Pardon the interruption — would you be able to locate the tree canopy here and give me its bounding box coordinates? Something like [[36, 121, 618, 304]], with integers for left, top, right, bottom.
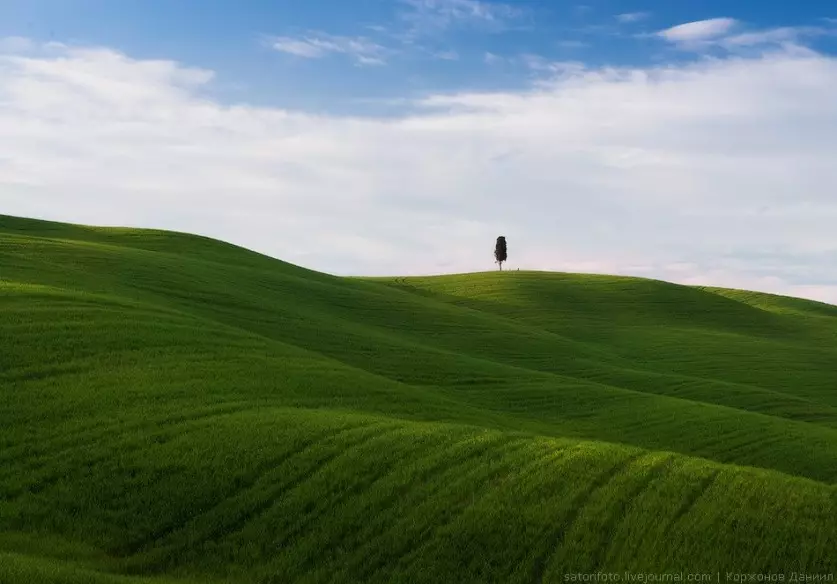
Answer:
[[494, 236, 507, 270]]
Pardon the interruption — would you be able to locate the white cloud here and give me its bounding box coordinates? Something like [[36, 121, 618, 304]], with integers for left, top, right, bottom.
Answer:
[[270, 33, 387, 65], [616, 12, 650, 24], [3, 40, 837, 305], [721, 26, 831, 48], [655, 19, 837, 54], [399, 0, 524, 36], [0, 36, 35, 52], [270, 38, 327, 58], [270, 0, 523, 66], [404, 0, 520, 22], [658, 18, 738, 42], [519, 54, 585, 77]]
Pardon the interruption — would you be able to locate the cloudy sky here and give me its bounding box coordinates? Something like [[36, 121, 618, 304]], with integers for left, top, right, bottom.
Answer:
[[2, 0, 837, 304]]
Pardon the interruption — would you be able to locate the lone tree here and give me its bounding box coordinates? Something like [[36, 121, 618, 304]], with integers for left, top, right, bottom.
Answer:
[[494, 236, 508, 271]]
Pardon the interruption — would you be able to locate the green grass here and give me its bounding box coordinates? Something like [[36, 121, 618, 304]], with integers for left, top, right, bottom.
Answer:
[[1, 213, 836, 583]]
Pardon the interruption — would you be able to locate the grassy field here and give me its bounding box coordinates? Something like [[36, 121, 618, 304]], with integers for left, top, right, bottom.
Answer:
[[1, 213, 836, 583]]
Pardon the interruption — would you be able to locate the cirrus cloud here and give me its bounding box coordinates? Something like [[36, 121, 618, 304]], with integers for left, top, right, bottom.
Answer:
[[655, 18, 837, 53], [269, 33, 388, 65], [616, 12, 650, 24], [658, 18, 738, 42]]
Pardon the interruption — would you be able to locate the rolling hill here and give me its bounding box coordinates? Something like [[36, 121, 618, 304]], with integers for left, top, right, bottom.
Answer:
[[1, 214, 835, 583]]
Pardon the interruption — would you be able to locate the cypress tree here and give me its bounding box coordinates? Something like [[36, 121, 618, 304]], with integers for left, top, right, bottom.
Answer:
[[494, 236, 508, 271]]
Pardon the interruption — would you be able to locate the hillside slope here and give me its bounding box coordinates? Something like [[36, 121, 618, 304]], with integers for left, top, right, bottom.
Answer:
[[1, 214, 835, 583]]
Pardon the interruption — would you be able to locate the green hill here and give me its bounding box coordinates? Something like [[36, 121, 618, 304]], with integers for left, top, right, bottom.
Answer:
[[1, 214, 835, 583]]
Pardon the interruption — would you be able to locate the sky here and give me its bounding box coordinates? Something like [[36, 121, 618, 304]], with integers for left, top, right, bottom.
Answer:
[[2, 1, 837, 304]]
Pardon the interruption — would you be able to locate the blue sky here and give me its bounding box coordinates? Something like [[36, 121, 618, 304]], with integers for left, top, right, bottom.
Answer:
[[2, 0, 837, 303], [2, 0, 836, 112]]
